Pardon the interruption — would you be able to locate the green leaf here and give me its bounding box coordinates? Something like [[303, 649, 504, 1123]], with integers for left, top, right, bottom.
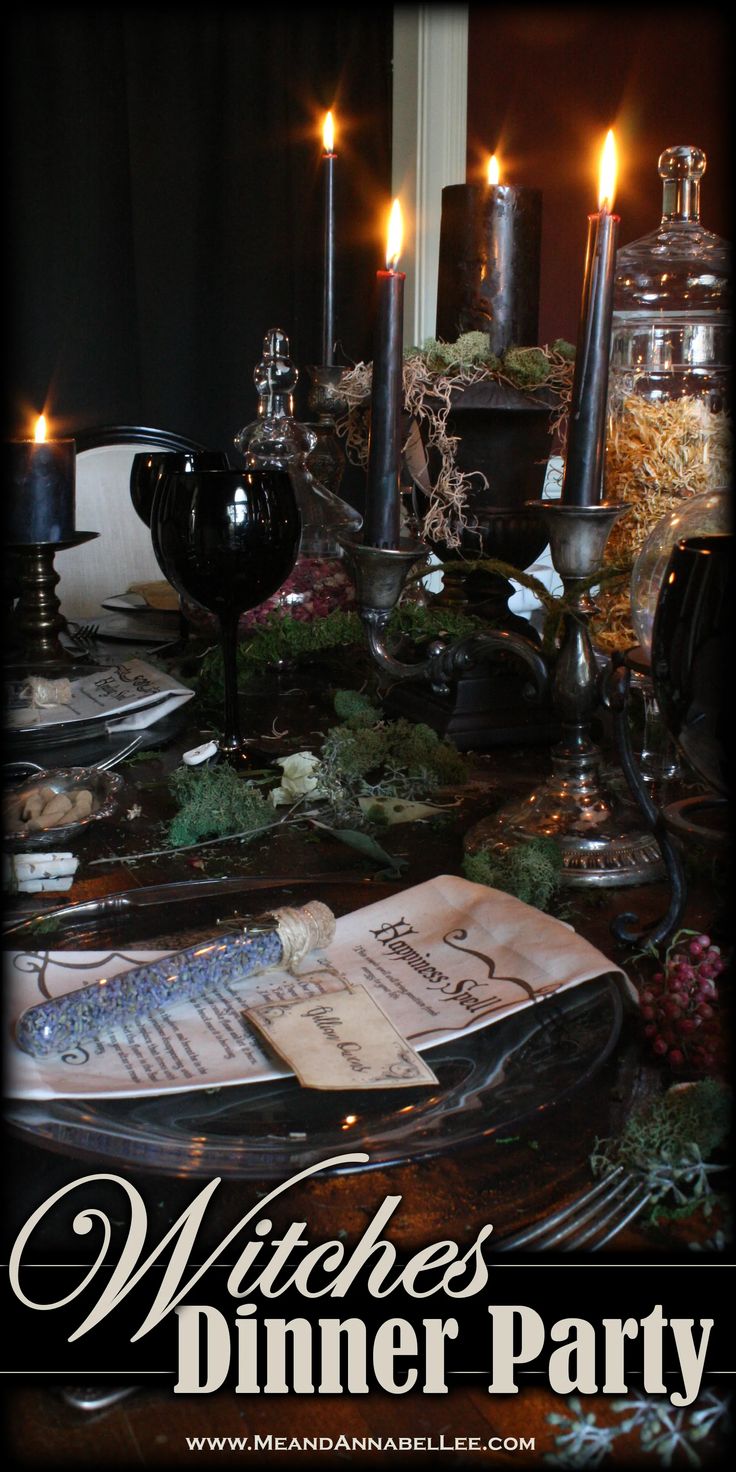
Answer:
[[310, 820, 408, 874]]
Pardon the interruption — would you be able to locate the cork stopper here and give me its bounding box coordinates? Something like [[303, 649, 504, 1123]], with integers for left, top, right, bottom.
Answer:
[[272, 900, 336, 967]]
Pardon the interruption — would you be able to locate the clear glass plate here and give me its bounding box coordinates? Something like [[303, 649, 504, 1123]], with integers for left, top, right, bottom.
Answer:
[[5, 974, 622, 1179]]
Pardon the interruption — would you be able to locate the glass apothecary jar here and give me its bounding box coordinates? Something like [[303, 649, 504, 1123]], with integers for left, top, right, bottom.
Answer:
[[595, 146, 731, 653], [607, 145, 731, 505]]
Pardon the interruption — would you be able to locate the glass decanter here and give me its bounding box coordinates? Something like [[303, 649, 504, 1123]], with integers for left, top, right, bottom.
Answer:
[[233, 328, 361, 630]]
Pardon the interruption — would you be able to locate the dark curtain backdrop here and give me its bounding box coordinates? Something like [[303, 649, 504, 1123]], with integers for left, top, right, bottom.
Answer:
[[466, 5, 730, 347], [4, 7, 393, 454]]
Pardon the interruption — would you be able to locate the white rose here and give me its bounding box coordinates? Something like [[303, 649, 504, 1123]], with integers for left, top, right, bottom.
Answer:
[[269, 751, 324, 807]]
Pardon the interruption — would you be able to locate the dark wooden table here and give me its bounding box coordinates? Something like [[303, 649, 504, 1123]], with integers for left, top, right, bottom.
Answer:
[[2, 648, 731, 1468]]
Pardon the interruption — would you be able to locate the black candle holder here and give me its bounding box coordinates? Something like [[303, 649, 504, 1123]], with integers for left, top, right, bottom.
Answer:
[[5, 532, 98, 673]]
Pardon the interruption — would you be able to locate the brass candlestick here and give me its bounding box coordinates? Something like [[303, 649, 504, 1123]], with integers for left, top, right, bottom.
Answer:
[[6, 533, 98, 673]]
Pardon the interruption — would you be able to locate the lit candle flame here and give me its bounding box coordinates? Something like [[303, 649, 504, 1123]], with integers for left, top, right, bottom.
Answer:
[[487, 154, 501, 186], [598, 129, 617, 211], [386, 198, 403, 269], [34, 415, 47, 443], [322, 110, 335, 154]]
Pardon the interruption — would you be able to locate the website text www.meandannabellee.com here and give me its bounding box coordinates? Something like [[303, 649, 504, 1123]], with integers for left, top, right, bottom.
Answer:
[[183, 1433, 535, 1454], [7, 1154, 720, 1405]]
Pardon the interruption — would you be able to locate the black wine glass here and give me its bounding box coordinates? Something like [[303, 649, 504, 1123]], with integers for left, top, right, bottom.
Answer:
[[151, 465, 301, 766], [651, 532, 733, 796], [130, 449, 230, 528]]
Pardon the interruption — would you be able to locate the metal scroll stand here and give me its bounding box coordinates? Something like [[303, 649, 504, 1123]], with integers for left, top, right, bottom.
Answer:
[[340, 496, 688, 948]]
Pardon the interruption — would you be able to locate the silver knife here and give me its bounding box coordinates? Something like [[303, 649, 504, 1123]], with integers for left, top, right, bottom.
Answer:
[[2, 873, 391, 938]]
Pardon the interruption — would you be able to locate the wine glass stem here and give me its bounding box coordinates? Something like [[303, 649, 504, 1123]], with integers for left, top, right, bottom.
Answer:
[[218, 613, 242, 751]]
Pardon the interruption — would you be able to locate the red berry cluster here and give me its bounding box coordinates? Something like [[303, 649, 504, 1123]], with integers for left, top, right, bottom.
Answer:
[[637, 930, 726, 1072]]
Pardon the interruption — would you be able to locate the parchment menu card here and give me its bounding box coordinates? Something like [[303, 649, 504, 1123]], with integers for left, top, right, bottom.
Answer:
[[4, 874, 631, 1100]]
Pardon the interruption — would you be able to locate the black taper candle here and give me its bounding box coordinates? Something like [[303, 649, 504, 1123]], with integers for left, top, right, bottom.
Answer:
[[321, 134, 336, 366], [5, 433, 76, 546], [436, 182, 542, 355], [364, 255, 405, 549], [560, 207, 619, 506]]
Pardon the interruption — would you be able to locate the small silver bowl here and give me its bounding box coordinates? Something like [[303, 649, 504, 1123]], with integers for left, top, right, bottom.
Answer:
[[3, 766, 123, 850]]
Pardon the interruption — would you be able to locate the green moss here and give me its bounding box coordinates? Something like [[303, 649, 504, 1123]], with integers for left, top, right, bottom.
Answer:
[[463, 837, 563, 911], [167, 764, 274, 848], [595, 1081, 731, 1174], [409, 335, 573, 389], [501, 346, 551, 388], [551, 337, 576, 361], [318, 714, 467, 818], [332, 689, 381, 728], [590, 1081, 732, 1225], [197, 604, 489, 706], [391, 601, 485, 643], [419, 332, 501, 374]]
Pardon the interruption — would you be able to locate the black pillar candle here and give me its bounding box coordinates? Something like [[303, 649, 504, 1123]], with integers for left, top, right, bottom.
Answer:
[[321, 111, 336, 367], [561, 133, 620, 507], [364, 202, 405, 549], [436, 178, 542, 354], [5, 426, 76, 545]]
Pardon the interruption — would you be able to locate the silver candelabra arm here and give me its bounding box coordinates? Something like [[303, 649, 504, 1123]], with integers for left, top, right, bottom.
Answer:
[[339, 534, 550, 701], [426, 629, 549, 701], [359, 606, 440, 682]]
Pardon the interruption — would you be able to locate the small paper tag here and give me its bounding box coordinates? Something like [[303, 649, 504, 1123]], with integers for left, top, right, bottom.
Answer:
[[244, 981, 439, 1090]]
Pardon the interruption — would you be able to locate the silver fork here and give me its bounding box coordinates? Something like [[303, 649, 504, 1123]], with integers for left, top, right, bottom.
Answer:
[[496, 1166, 651, 1252], [95, 734, 147, 769], [66, 621, 100, 655]]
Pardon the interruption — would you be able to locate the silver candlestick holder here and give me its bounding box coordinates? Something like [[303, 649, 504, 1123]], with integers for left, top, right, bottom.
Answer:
[[340, 499, 673, 895], [468, 501, 666, 887]]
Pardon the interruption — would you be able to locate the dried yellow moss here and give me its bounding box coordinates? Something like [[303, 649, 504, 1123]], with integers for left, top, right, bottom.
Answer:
[[594, 394, 732, 651]]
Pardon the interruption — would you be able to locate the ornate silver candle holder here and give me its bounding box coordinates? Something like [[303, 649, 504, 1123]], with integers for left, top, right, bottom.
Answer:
[[341, 499, 681, 905], [467, 502, 666, 888]]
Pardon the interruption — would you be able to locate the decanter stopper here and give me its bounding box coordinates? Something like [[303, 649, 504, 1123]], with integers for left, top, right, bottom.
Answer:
[[658, 145, 706, 221], [235, 328, 315, 462]]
